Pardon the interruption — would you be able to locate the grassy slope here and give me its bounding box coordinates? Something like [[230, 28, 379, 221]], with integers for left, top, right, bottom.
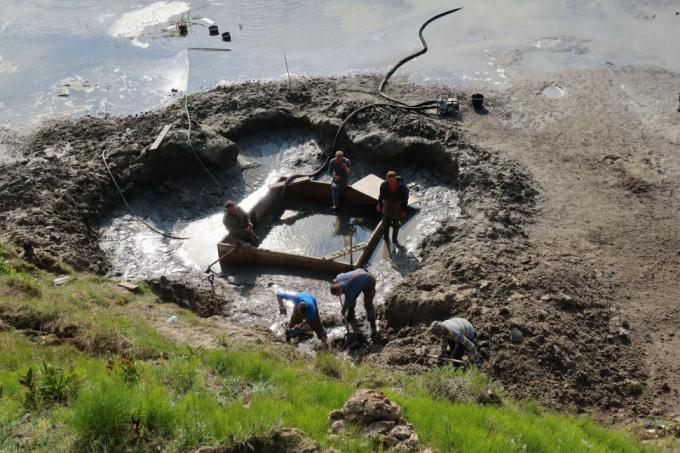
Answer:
[[0, 244, 666, 452]]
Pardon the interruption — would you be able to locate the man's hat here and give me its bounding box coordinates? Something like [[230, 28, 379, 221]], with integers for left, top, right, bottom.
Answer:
[[429, 321, 448, 336], [387, 170, 397, 178]]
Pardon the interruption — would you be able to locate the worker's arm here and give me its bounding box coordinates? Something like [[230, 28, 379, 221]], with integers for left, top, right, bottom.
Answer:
[[377, 182, 385, 211], [458, 333, 481, 364], [276, 291, 300, 314], [440, 337, 449, 355], [400, 184, 409, 212]]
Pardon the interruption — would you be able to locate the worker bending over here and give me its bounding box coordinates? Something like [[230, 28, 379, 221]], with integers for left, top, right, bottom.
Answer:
[[329, 150, 351, 211], [377, 170, 409, 248], [276, 291, 327, 345], [429, 318, 481, 365], [223, 200, 259, 247], [330, 268, 377, 337]]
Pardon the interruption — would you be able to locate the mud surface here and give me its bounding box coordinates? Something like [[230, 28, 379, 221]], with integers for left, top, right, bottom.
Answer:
[[1, 69, 679, 423]]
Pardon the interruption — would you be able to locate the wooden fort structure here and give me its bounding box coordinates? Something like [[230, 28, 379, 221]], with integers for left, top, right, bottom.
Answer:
[[217, 174, 418, 274]]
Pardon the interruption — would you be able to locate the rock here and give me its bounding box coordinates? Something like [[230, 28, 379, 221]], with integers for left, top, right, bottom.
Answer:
[[624, 379, 644, 396], [499, 307, 512, 318], [661, 382, 671, 393], [616, 327, 631, 345], [198, 126, 240, 168], [510, 327, 524, 343], [528, 335, 545, 348], [329, 389, 424, 452]]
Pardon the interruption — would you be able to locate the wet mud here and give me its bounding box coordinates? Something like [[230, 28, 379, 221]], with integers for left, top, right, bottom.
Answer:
[[1, 71, 677, 422]]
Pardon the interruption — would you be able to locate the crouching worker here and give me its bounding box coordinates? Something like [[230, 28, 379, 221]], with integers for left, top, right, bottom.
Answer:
[[429, 318, 481, 366], [223, 200, 259, 247], [330, 268, 377, 337], [276, 291, 327, 345]]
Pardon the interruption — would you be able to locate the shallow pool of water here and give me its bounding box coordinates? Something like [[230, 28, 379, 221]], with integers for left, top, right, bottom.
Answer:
[[541, 85, 565, 98], [3, 0, 680, 131]]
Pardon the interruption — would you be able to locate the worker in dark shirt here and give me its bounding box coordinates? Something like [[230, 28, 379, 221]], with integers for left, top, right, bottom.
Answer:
[[330, 268, 377, 337], [377, 170, 409, 248], [328, 150, 351, 211], [222, 200, 259, 246]]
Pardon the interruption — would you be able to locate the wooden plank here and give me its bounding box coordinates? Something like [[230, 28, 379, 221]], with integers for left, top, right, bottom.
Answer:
[[280, 210, 300, 221], [351, 174, 382, 201], [356, 220, 383, 268], [350, 174, 420, 206], [322, 241, 368, 260], [149, 124, 172, 150], [218, 243, 353, 274], [268, 176, 310, 189], [116, 281, 140, 292]]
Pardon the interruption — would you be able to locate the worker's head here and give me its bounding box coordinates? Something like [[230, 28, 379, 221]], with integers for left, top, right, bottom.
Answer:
[[329, 282, 344, 296], [334, 150, 344, 161], [297, 301, 308, 315], [224, 200, 237, 215], [429, 321, 448, 337], [386, 170, 397, 181]]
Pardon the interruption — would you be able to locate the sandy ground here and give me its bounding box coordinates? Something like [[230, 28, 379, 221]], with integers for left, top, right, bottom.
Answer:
[[1, 67, 679, 424], [463, 66, 680, 419]]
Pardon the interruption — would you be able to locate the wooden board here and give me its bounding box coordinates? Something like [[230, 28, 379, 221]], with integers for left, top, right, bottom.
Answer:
[[351, 174, 420, 206], [116, 281, 140, 292], [268, 176, 310, 189], [322, 241, 368, 260], [218, 242, 353, 274], [356, 220, 384, 268], [149, 124, 172, 151]]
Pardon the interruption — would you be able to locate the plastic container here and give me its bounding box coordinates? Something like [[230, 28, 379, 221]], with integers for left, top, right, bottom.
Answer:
[[209, 25, 219, 36], [221, 31, 231, 42], [166, 315, 178, 323], [53, 275, 71, 286], [471, 93, 484, 109]]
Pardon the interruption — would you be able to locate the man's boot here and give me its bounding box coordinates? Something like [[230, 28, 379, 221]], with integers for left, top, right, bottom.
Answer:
[[369, 320, 378, 338], [392, 225, 401, 248]]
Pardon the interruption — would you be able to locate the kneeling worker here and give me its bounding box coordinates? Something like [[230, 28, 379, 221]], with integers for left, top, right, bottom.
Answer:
[[429, 318, 481, 365], [223, 200, 259, 247], [276, 290, 328, 345], [330, 268, 377, 337]]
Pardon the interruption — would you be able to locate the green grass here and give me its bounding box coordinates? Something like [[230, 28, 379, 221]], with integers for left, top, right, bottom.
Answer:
[[0, 243, 669, 452]]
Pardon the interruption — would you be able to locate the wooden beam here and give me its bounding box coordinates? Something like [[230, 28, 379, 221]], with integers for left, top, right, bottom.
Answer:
[[149, 124, 172, 151], [116, 281, 140, 292], [322, 241, 368, 260], [356, 220, 383, 268]]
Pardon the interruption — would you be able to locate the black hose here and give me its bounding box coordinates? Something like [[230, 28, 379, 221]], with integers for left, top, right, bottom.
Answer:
[[101, 149, 189, 240], [278, 7, 462, 203], [378, 7, 463, 100]]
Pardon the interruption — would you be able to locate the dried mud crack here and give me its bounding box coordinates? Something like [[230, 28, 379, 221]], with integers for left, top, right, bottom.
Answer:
[[1, 71, 675, 423]]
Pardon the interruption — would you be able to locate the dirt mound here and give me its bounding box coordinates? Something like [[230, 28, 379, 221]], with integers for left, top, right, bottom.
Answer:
[[329, 389, 424, 452], [147, 275, 233, 317], [195, 427, 336, 453]]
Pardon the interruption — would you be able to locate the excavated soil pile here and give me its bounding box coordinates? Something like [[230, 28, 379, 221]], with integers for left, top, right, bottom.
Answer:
[[329, 389, 425, 452], [0, 73, 668, 420]]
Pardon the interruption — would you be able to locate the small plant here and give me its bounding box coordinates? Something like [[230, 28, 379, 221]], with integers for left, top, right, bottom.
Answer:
[[164, 358, 198, 394], [0, 258, 12, 275], [6, 274, 41, 298], [73, 381, 132, 451], [18, 362, 79, 410], [107, 355, 140, 384]]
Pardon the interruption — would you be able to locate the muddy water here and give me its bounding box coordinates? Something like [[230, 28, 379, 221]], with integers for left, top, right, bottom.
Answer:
[[99, 129, 459, 342], [3, 1, 680, 131]]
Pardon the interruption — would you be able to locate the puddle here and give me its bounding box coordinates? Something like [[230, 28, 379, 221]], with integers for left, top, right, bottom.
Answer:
[[541, 85, 565, 98], [259, 209, 377, 261], [99, 128, 459, 343]]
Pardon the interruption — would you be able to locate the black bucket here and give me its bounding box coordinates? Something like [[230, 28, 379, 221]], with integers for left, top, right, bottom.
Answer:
[[221, 31, 231, 42], [471, 93, 484, 109], [209, 25, 219, 36]]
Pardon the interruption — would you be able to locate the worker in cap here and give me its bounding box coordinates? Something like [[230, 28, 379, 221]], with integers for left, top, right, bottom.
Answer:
[[223, 200, 259, 246], [328, 150, 351, 211], [429, 318, 481, 365]]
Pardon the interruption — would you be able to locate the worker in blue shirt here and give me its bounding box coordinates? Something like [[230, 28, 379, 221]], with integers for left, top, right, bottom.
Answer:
[[276, 291, 327, 345], [329, 268, 377, 337]]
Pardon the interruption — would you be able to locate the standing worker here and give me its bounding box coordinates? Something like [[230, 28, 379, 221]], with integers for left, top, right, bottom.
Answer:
[[377, 170, 409, 249], [429, 318, 481, 365], [329, 150, 351, 211], [276, 290, 328, 345], [222, 200, 259, 247], [330, 268, 377, 337]]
